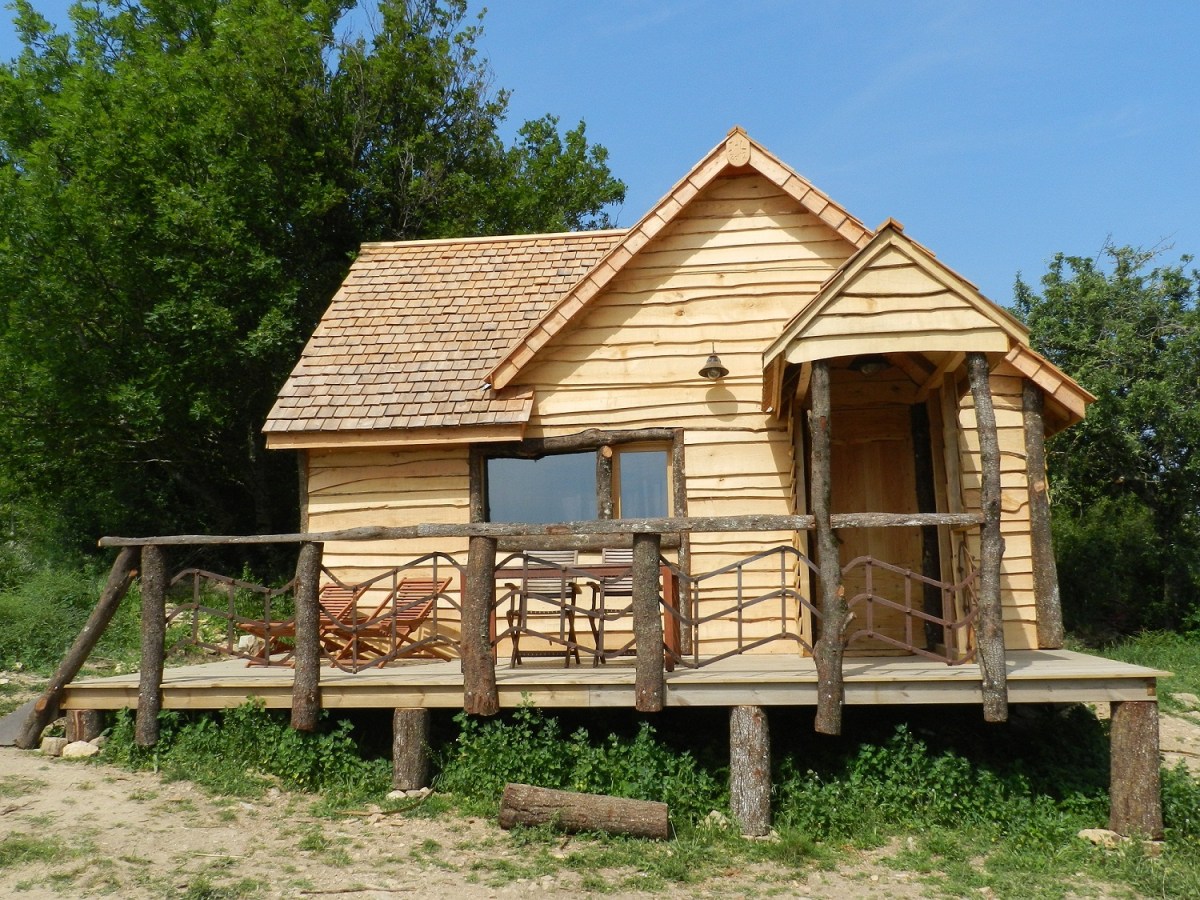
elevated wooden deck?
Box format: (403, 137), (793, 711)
(62, 649), (1163, 712)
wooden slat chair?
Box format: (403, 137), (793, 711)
(235, 582), (365, 665)
(506, 550), (585, 667)
(328, 576), (452, 669)
(593, 547), (635, 665)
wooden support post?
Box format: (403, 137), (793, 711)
(1023, 383), (1064, 649)
(671, 429), (693, 657)
(463, 535), (499, 715)
(911, 403), (943, 650)
(499, 783), (669, 839)
(729, 705), (771, 836)
(16, 547), (138, 749)
(136, 544), (168, 747)
(1109, 700), (1164, 839)
(290, 541), (323, 732)
(392, 708), (431, 791)
(633, 532), (665, 712)
(66, 709), (105, 743)
(596, 446), (614, 519)
(966, 352), (1008, 723)
(810, 360), (847, 736)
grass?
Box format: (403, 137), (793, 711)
(1097, 630), (1200, 712)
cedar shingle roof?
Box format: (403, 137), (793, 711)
(263, 231), (624, 436)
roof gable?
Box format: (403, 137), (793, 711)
(488, 127), (873, 390)
(764, 221), (1029, 367)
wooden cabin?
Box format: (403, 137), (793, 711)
(32, 128), (1163, 840)
(261, 126), (1091, 667)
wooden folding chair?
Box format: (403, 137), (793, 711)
(329, 576), (452, 668)
(592, 547), (635, 665)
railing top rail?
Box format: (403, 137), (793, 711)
(98, 512), (983, 548)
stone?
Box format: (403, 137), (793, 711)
(1078, 828), (1123, 848)
(1173, 692), (1200, 710)
(40, 736), (69, 757)
(62, 740), (100, 758)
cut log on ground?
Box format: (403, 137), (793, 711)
(499, 783), (669, 840)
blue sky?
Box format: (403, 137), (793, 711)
(5, 1), (1198, 306)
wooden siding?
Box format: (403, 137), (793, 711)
(520, 173), (855, 655)
(782, 244), (1011, 364)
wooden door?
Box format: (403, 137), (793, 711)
(830, 406), (923, 652)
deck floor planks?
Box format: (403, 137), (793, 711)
(60, 650), (1164, 711)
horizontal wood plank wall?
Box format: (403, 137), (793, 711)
(522, 174), (854, 657)
(784, 244), (1010, 363)
(954, 363), (1037, 648)
(307, 446), (472, 642)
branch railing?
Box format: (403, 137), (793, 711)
(17, 511), (989, 748)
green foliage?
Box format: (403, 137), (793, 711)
(1099, 630), (1200, 711)
(774, 724), (1103, 849)
(0, 833), (74, 868)
(1015, 244), (1200, 633)
(436, 705), (724, 825)
(0, 0), (624, 554)
(0, 565), (141, 672)
(104, 701), (391, 803)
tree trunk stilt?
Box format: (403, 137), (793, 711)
(290, 541), (323, 732)
(392, 708), (430, 791)
(136, 544), (168, 747)
(810, 360), (846, 735)
(463, 535), (499, 715)
(1109, 700), (1164, 839)
(633, 532), (665, 712)
(730, 705), (771, 836)
(1023, 383), (1064, 649)
(966, 352), (1008, 723)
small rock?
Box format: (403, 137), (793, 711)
(62, 740), (100, 758)
(90, 735), (108, 750)
(386, 790), (406, 801)
(40, 736), (69, 757)
(702, 809), (731, 829)
(1173, 692), (1200, 710)
(1078, 828), (1123, 848)
(404, 787), (431, 799)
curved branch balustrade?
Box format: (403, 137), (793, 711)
(841, 556), (979, 664)
(166, 569), (297, 666)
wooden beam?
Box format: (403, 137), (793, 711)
(491, 428), (678, 459)
(1109, 700), (1163, 838)
(729, 706), (771, 836)
(810, 360), (847, 735)
(499, 783), (669, 839)
(16, 547), (138, 749)
(1023, 383), (1064, 649)
(633, 533), (665, 712)
(136, 545), (167, 747)
(290, 542), (323, 732)
(596, 446), (614, 519)
(97, 512), (984, 548)
(671, 429), (693, 657)
(966, 352), (1008, 723)
(463, 536), (500, 715)
(915, 352), (964, 402)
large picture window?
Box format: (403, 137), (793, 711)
(482, 443), (673, 524)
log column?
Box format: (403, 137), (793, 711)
(1109, 700), (1164, 838)
(633, 532), (665, 712)
(16, 547), (138, 749)
(463, 535), (499, 715)
(810, 360), (847, 735)
(290, 541), (323, 732)
(66, 710), (105, 743)
(136, 544), (168, 747)
(392, 708), (431, 791)
(966, 352), (1008, 723)
(1023, 383), (1064, 649)
(729, 705), (771, 836)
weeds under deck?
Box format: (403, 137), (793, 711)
(60, 649), (1162, 712)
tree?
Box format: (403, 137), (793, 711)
(0, 0), (625, 560)
(1015, 245), (1200, 635)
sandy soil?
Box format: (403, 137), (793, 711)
(0, 746), (937, 900)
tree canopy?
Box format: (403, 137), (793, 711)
(1015, 245), (1200, 636)
(0, 0), (625, 558)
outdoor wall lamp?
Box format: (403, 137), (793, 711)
(849, 354), (889, 376)
(699, 347), (729, 380)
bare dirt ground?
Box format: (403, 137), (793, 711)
(0, 746), (936, 900)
